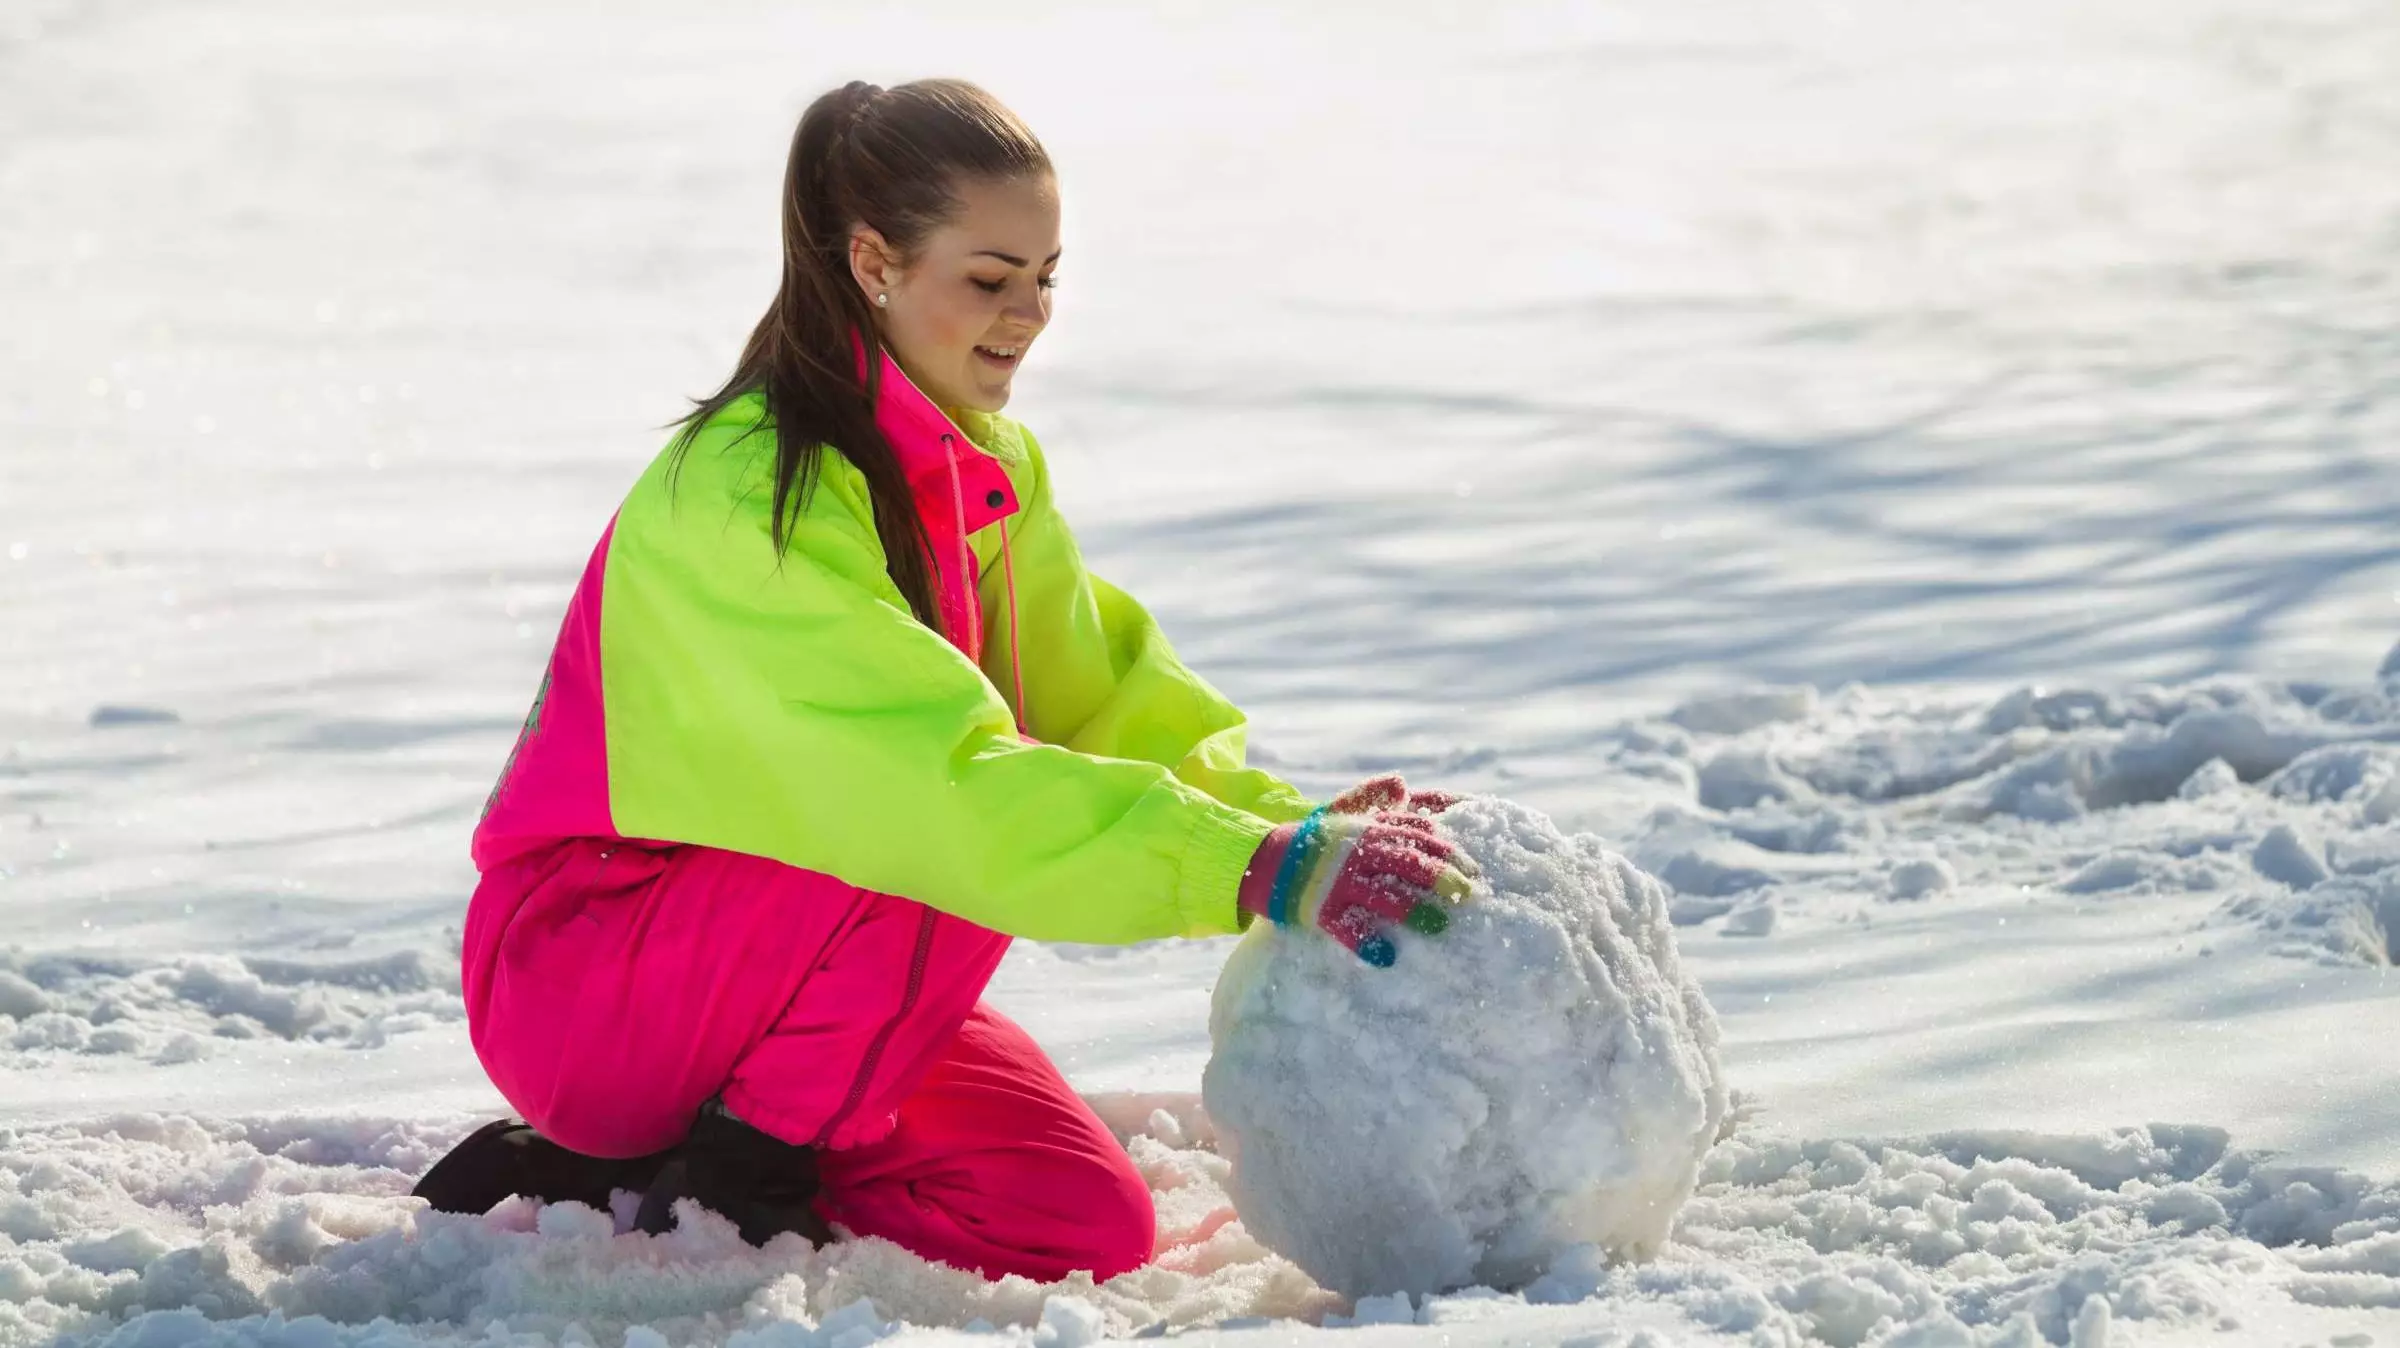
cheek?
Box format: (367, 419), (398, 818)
(918, 291), (989, 353)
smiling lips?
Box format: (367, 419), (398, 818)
(974, 344), (1023, 370)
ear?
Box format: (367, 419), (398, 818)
(849, 227), (903, 305)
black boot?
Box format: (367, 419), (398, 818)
(634, 1102), (833, 1247)
(412, 1118), (674, 1216)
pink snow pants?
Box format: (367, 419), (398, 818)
(459, 836), (1154, 1283)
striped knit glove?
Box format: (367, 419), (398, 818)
(1237, 805), (1478, 968)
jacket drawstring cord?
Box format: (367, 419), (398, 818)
(940, 435), (980, 660)
(997, 516), (1027, 732)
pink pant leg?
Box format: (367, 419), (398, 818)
(815, 1004), (1155, 1283)
(464, 837), (1012, 1159)
(464, 838), (858, 1156)
(464, 838), (1142, 1280)
(718, 882), (1010, 1154)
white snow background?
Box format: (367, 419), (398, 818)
(4, 0), (2399, 1343)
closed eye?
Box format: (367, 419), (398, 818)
(973, 274), (1062, 294)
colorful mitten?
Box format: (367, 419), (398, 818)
(1328, 773), (1461, 818)
(1238, 806), (1478, 968)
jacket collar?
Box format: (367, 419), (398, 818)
(861, 341), (1023, 535)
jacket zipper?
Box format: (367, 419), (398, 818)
(811, 905), (940, 1147)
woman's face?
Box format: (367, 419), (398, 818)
(854, 173), (1060, 414)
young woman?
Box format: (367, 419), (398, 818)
(412, 78), (1477, 1284)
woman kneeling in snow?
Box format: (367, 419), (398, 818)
(414, 78), (1477, 1283)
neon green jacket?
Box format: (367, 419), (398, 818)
(473, 352), (1315, 944)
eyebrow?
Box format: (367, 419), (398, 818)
(971, 248), (1063, 267)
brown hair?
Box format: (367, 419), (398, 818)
(669, 79), (1050, 634)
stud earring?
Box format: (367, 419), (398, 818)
(875, 292), (889, 308)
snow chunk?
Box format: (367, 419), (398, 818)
(1325, 1292), (1416, 1326)
(1204, 796), (1727, 1298)
(1888, 858), (1956, 902)
(1649, 848), (1776, 899)
(2267, 743), (2400, 807)
(0, 970), (53, 1018)
(2069, 1294), (2111, 1347)
(534, 1199), (616, 1243)
(2252, 825), (2330, 891)
(2060, 851), (2236, 896)
(1034, 1295), (1107, 1347)
(2331, 832), (2400, 876)
(64, 1226), (171, 1274)
(1719, 895), (1779, 937)
(1697, 748), (1818, 812)
(2176, 757), (2240, 800)
(13, 1010), (91, 1050)
(2369, 777), (2400, 827)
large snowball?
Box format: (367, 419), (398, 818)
(1203, 795), (1727, 1299)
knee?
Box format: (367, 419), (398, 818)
(1056, 1145), (1156, 1281)
(965, 1142), (1155, 1281)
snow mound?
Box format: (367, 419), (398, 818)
(0, 950), (459, 1064)
(1586, 660), (2400, 964)
(1742, 676), (2398, 819)
(8, 1110), (2400, 1347)
(1201, 796), (1728, 1299)
(2228, 866), (2400, 967)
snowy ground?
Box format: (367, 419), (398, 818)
(5, 0), (2399, 1344)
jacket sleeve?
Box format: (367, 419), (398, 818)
(980, 426), (1318, 827)
(597, 427), (1274, 945)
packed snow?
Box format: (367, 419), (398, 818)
(6, 0), (2400, 1342)
(1617, 662), (2400, 965)
(6, 1104), (2400, 1347)
(1204, 796), (1728, 1298)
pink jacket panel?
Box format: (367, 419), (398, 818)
(472, 520), (619, 872)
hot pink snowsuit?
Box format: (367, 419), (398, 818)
(460, 351), (1313, 1283)
(464, 833), (1148, 1281)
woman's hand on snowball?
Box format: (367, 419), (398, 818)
(1237, 806), (1478, 968)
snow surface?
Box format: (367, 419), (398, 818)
(1204, 797), (1728, 1298)
(6, 0), (2400, 1342)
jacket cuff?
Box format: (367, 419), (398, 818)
(1176, 802), (1277, 937)
(1252, 784), (1319, 825)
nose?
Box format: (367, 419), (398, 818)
(1004, 283), (1048, 334)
